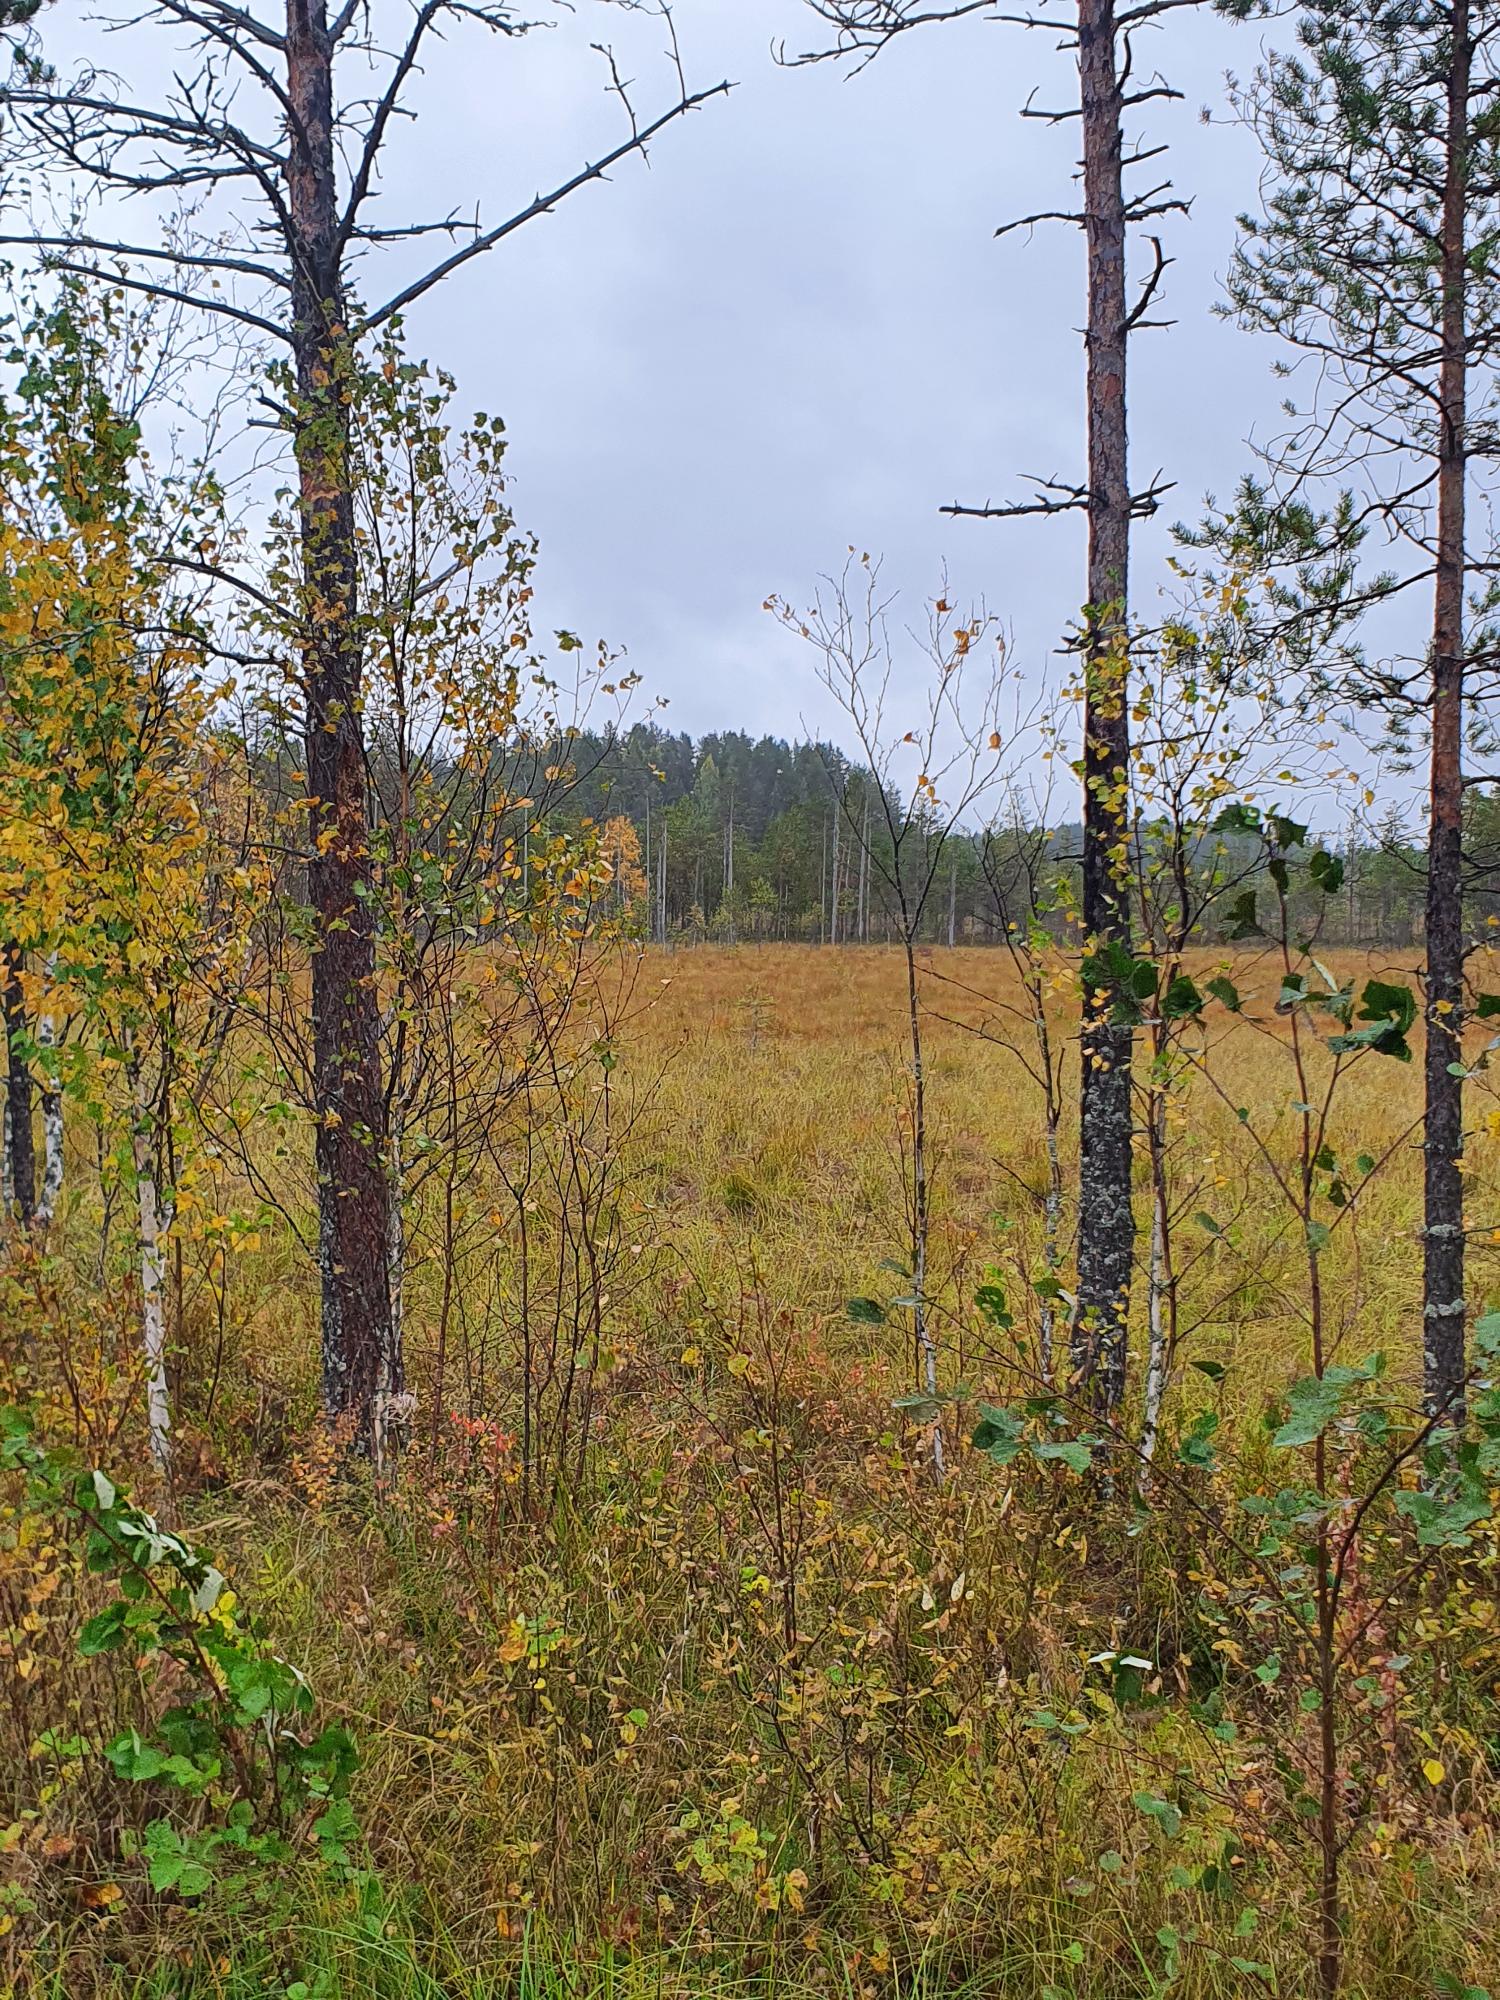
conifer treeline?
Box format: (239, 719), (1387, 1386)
(558, 723), (1494, 948)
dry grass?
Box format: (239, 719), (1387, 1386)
(5, 943), (1500, 1999)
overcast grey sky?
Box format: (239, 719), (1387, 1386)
(40, 0), (1304, 749)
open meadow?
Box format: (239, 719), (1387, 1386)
(9, 0), (1500, 1988)
(5, 943), (1499, 2000)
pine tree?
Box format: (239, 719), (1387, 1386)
(1224, 0), (1500, 1422)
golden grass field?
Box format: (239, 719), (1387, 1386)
(7, 943), (1500, 2000)
(610, 944), (1451, 1390)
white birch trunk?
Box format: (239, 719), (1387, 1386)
(36, 1005), (63, 1227)
(130, 1064), (173, 1475)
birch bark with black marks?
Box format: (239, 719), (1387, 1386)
(36, 982), (63, 1228)
(127, 1045), (173, 1473)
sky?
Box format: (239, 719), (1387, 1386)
(29, 0), (1322, 756)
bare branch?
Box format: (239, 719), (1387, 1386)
(0, 230), (290, 289)
(357, 75), (732, 332)
(994, 206), (1084, 238)
(942, 474), (1090, 520)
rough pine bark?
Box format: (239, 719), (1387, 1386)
(1423, 0), (1471, 1422)
(286, 0), (400, 1444)
(3, 945), (36, 1227)
(1070, 0), (1135, 1415)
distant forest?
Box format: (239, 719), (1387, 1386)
(552, 722), (1497, 949)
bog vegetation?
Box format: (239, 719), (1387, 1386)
(2, 0), (1500, 1996)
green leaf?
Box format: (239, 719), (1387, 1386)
(1309, 848), (1344, 894)
(1033, 1438), (1092, 1475)
(1272, 1359), (1380, 1448)
(1178, 1411), (1220, 1469)
(1394, 1485), (1492, 1548)
(1269, 813), (1307, 850)
(1205, 975), (1241, 1012)
(1225, 891), (1261, 941)
(975, 1282), (1014, 1330)
(1272, 1375), (1344, 1448)
(79, 1605), (127, 1656)
(1162, 973), (1204, 1019)
(1082, 940), (1160, 1023)
(1328, 978), (1417, 1062)
(1214, 804), (1261, 834)
(846, 1296), (886, 1325)
(106, 1731), (163, 1782)
(1131, 1791), (1183, 1839)
(971, 1404), (1025, 1465)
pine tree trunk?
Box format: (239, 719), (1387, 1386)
(1423, 0), (1471, 1423)
(1070, 0), (1135, 1416)
(3, 945), (35, 1227)
(286, 0), (399, 1446)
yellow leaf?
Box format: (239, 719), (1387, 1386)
(1423, 1758), (1445, 1786)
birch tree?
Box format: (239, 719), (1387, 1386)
(770, 557), (1009, 1478)
(1, 0), (725, 1449)
(0, 280), (254, 1468)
